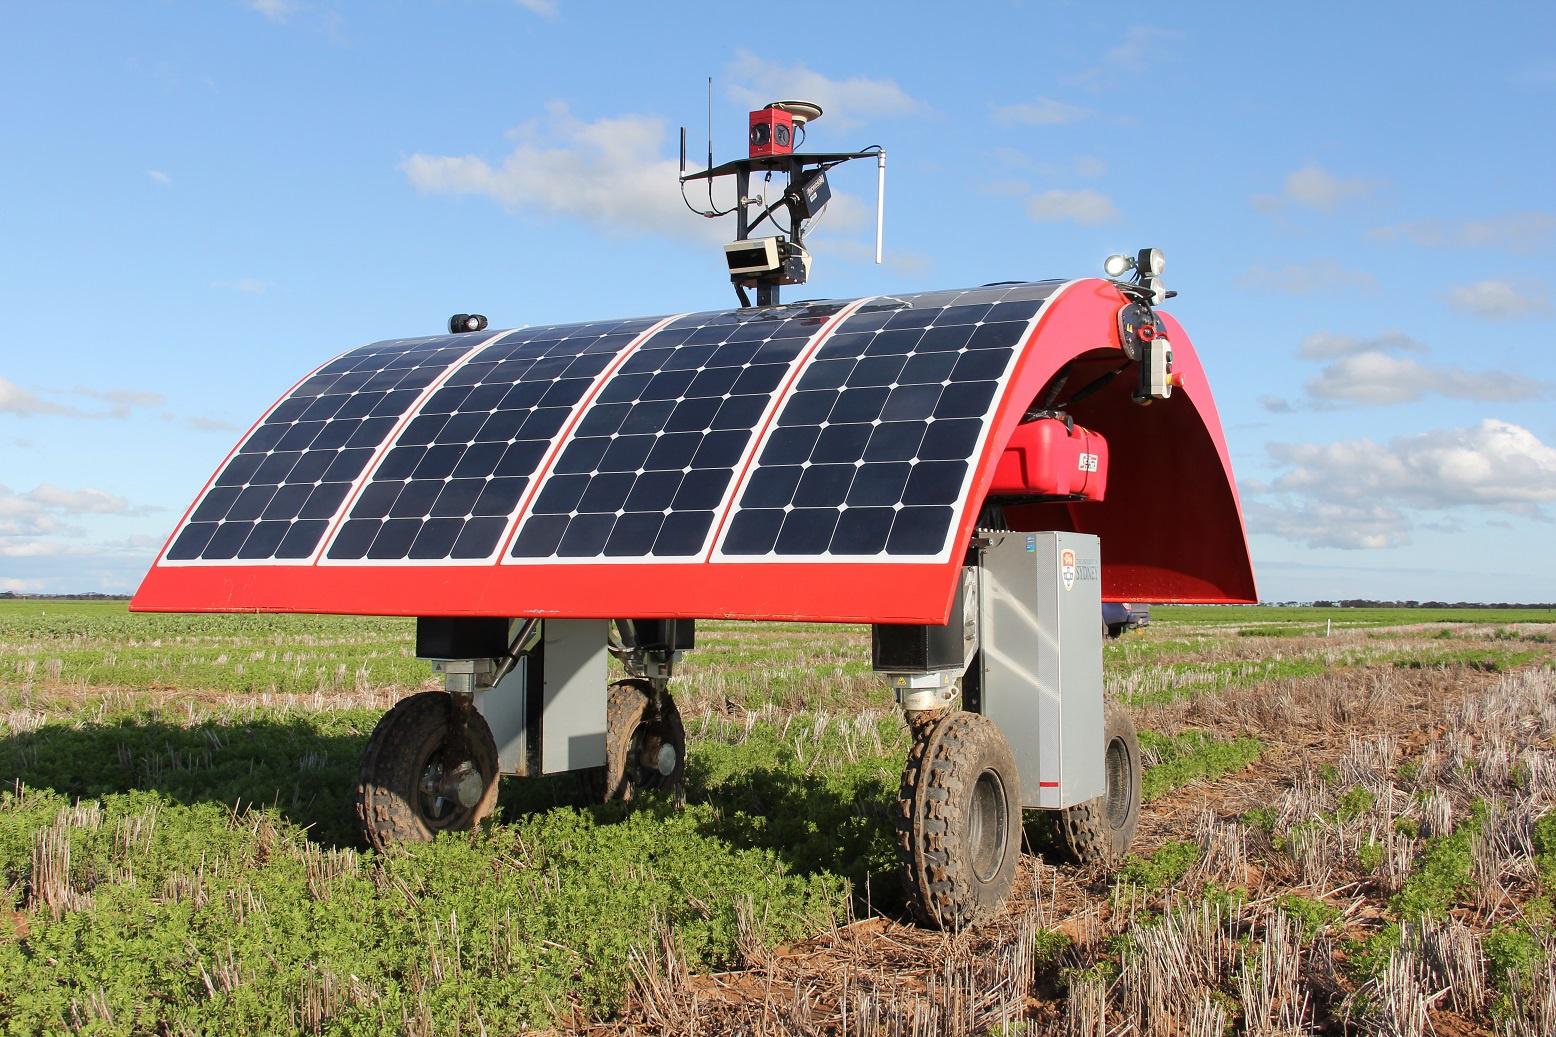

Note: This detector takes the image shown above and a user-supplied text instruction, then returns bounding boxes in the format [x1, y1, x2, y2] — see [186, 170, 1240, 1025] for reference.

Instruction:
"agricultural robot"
[133, 100, 1255, 927]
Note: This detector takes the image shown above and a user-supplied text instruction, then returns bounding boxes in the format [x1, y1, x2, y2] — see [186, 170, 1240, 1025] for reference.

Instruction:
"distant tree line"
[1269, 600, 1556, 610]
[0, 592, 132, 601]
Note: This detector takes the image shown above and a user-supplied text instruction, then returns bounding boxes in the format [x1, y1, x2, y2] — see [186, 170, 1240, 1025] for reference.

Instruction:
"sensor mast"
[680, 99, 885, 308]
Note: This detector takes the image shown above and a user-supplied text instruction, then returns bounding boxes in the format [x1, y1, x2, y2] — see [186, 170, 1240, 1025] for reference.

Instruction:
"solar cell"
[163, 334, 486, 563]
[324, 316, 661, 563]
[716, 282, 1062, 561]
[507, 300, 850, 561]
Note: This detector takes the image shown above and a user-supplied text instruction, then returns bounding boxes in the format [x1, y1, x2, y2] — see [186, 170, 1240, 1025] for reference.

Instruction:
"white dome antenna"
[765, 100, 823, 126]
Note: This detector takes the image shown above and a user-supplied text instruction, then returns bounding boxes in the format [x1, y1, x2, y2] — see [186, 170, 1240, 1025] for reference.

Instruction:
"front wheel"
[355, 692, 500, 850]
[896, 710, 1022, 929]
[1055, 700, 1141, 863]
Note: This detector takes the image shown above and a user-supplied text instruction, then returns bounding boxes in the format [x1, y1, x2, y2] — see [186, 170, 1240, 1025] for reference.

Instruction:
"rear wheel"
[585, 679, 686, 803]
[1055, 700, 1141, 863]
[355, 692, 500, 851]
[896, 710, 1022, 929]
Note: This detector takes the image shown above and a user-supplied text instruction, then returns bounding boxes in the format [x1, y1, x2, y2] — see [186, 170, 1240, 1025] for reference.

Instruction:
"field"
[3, 601, 1556, 1036]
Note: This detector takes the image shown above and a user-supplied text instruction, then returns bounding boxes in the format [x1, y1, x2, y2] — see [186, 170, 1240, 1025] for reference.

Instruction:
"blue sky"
[3, 1, 1555, 601]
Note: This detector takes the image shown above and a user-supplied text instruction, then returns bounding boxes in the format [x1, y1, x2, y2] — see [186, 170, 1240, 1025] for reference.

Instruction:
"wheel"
[896, 710, 1022, 929]
[355, 691, 500, 850]
[1055, 700, 1141, 863]
[1106, 623, 1126, 639]
[588, 679, 686, 803]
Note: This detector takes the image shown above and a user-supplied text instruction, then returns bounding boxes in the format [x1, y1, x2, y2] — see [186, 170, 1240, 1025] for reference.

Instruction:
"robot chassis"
[355, 527, 1140, 930]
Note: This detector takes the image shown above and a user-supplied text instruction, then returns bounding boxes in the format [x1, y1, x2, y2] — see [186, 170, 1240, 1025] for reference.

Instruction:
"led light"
[1141, 248, 1166, 275]
[1103, 254, 1133, 278]
[448, 313, 488, 334]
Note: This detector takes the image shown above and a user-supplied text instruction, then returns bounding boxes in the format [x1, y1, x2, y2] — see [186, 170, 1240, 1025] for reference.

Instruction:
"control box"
[477, 618, 607, 777]
[976, 531, 1104, 808]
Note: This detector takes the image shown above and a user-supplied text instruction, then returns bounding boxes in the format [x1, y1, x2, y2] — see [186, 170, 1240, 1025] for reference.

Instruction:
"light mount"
[1103, 247, 1173, 307]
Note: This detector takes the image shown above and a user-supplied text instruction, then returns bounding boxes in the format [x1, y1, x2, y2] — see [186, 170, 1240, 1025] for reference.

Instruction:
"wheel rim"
[1104, 734, 1132, 830]
[967, 768, 1008, 883]
[415, 746, 483, 831]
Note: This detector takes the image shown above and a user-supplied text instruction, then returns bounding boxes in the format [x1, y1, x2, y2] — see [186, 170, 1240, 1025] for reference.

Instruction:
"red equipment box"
[748, 107, 794, 158]
[988, 418, 1108, 500]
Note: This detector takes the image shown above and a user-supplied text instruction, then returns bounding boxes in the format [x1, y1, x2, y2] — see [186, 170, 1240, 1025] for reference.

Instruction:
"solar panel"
[323, 316, 663, 563]
[506, 300, 851, 561]
[163, 334, 486, 563]
[715, 283, 1062, 561]
[155, 281, 1066, 575]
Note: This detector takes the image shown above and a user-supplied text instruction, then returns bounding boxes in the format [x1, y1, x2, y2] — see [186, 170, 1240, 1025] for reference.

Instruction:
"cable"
[679, 175, 738, 219]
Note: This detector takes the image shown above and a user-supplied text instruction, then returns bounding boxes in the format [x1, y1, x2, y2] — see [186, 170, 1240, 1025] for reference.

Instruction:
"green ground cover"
[2, 600, 1550, 1032]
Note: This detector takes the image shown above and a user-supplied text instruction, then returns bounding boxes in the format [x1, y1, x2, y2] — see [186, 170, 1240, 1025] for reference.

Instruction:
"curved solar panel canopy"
[132, 279, 1256, 623]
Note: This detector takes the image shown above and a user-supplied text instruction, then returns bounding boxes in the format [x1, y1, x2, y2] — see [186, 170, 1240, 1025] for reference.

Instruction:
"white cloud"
[1287, 331, 1547, 407]
[1297, 331, 1425, 359]
[1026, 188, 1119, 225]
[73, 386, 166, 417]
[403, 102, 715, 242]
[0, 479, 153, 554]
[0, 376, 77, 417]
[513, 0, 557, 15]
[1244, 499, 1410, 550]
[1271, 420, 1556, 511]
[1369, 211, 1556, 253]
[1443, 279, 1550, 319]
[1305, 350, 1546, 406]
[146, 169, 171, 187]
[725, 50, 923, 130]
[2, 377, 167, 419]
[1250, 420, 1556, 549]
[248, 0, 296, 22]
[990, 97, 1090, 126]
[1254, 163, 1376, 213]
[1075, 27, 1181, 89]
[1239, 260, 1378, 295]
[24, 485, 139, 515]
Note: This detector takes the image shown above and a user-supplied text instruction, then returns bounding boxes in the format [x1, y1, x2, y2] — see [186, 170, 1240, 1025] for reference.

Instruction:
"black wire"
[679, 175, 738, 218]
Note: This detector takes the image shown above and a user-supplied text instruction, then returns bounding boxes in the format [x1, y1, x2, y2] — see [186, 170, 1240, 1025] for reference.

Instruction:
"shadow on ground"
[2, 714, 376, 845]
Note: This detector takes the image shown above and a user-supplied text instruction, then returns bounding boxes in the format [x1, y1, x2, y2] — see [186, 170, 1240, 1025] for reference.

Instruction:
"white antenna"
[875, 149, 887, 265]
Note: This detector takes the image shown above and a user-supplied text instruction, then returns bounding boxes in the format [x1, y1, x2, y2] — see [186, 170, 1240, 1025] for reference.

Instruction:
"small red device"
[748, 107, 795, 158]
[989, 418, 1109, 499]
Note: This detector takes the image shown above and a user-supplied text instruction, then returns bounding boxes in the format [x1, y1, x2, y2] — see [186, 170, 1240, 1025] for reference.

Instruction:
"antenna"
[678, 95, 889, 307]
[875, 150, 886, 265]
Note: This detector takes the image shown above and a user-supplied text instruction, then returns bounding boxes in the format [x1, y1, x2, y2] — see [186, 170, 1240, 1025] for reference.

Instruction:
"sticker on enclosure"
[1061, 548, 1077, 591]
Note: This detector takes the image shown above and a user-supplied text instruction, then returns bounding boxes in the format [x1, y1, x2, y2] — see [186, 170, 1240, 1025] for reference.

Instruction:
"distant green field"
[1154, 604, 1556, 629]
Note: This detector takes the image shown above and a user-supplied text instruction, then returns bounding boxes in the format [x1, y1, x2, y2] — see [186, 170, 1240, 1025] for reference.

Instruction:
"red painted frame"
[131, 279, 1256, 623]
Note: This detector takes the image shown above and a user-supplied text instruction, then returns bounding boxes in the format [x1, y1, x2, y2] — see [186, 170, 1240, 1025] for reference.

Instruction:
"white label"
[1077, 453, 1099, 472]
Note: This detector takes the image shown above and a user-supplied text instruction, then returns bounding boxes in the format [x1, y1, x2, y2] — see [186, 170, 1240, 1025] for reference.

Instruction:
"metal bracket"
[431, 657, 498, 695]
[888, 669, 962, 712]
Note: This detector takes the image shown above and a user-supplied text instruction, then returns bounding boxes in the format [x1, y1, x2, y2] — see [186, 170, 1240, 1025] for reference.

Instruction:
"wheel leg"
[896, 709, 1022, 929]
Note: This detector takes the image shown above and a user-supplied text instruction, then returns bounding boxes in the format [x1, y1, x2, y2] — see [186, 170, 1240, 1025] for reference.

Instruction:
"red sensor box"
[748, 107, 795, 158]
